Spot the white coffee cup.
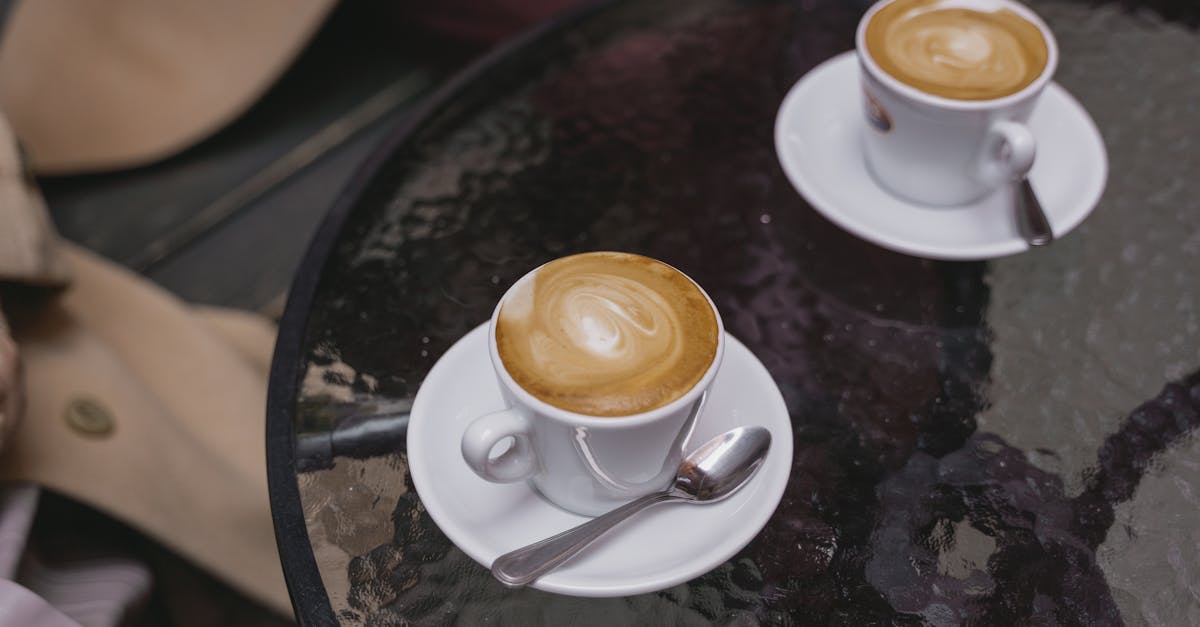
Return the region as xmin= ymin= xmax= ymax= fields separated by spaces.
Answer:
xmin=855 ymin=0 xmax=1059 ymax=206
xmin=460 ymin=259 xmax=725 ymax=517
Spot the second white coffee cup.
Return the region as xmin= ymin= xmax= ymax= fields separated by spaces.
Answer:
xmin=856 ymin=0 xmax=1059 ymax=206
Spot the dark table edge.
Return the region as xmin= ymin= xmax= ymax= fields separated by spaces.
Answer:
xmin=265 ymin=2 xmax=612 ymax=624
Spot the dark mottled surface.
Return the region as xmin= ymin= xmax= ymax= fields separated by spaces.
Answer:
xmin=270 ymin=0 xmax=1200 ymax=624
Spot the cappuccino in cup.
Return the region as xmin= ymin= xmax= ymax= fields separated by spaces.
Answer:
xmin=864 ymin=0 xmax=1049 ymax=101
xmin=462 ymin=252 xmax=725 ymax=515
xmin=495 ymin=252 xmax=719 ymax=417
xmin=855 ymin=0 xmax=1058 ymax=206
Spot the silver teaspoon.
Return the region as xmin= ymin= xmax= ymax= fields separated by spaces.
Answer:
xmin=1014 ymin=176 xmax=1054 ymax=246
xmin=490 ymin=426 xmax=772 ymax=588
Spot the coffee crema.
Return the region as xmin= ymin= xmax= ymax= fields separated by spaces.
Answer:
xmin=495 ymin=252 xmax=718 ymax=417
xmin=865 ymin=0 xmax=1048 ymax=101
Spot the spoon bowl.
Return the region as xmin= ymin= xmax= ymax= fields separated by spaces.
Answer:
xmin=670 ymin=426 xmax=771 ymax=503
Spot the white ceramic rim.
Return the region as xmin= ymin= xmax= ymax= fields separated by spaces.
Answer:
xmin=855 ymin=0 xmax=1059 ymax=111
xmin=487 ymin=251 xmax=726 ymax=429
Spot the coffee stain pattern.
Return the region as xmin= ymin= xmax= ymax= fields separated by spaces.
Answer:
xmin=281 ymin=0 xmax=1200 ymax=623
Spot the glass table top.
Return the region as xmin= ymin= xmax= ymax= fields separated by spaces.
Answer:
xmin=266 ymin=0 xmax=1200 ymax=623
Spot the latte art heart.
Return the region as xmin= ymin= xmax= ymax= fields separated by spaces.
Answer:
xmin=496 ymin=253 xmax=719 ymax=417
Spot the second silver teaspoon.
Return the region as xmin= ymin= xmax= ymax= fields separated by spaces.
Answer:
xmin=1014 ymin=176 xmax=1054 ymax=246
xmin=490 ymin=426 xmax=772 ymax=588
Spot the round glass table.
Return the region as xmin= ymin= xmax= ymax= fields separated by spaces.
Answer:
xmin=266 ymin=0 xmax=1200 ymax=623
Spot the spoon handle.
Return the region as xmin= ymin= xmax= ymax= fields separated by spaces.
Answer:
xmin=491 ymin=491 xmax=679 ymax=587
xmin=1015 ymin=177 xmax=1054 ymax=246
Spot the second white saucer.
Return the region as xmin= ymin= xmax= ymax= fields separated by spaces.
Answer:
xmin=407 ymin=324 xmax=793 ymax=597
xmin=775 ymin=51 xmax=1108 ymax=261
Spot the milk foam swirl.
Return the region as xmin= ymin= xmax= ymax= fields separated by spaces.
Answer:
xmin=865 ymin=0 xmax=1048 ymax=100
xmin=552 ymin=274 xmax=674 ymax=361
xmin=496 ymin=253 xmax=719 ymax=416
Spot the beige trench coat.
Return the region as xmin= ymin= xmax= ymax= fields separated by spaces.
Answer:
xmin=0 ymin=116 xmax=290 ymax=616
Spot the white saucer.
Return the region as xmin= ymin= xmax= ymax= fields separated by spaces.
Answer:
xmin=774 ymin=51 xmax=1108 ymax=260
xmin=407 ymin=324 xmax=793 ymax=597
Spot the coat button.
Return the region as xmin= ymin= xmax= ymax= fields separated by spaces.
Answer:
xmin=65 ymin=398 xmax=114 ymax=437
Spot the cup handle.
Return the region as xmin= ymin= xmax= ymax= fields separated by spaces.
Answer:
xmin=461 ymin=409 xmax=538 ymax=483
xmin=976 ymin=120 xmax=1036 ymax=186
